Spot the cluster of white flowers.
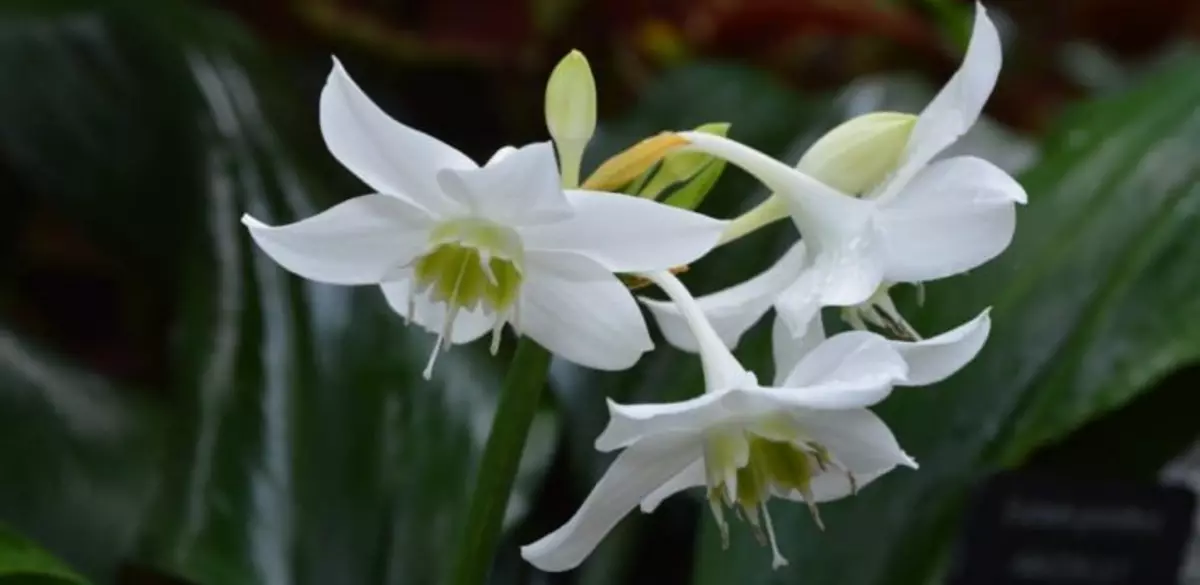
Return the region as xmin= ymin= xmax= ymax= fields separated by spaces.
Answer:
xmin=243 ymin=2 xmax=1024 ymax=574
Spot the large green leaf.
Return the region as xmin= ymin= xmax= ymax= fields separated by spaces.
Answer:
xmin=692 ymin=54 xmax=1200 ymax=585
xmin=0 ymin=2 xmax=556 ymax=584
xmin=0 ymin=328 xmax=162 ymax=582
xmin=0 ymin=524 xmax=89 ymax=584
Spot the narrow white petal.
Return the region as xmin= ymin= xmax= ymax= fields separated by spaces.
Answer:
xmin=641 ymin=242 xmax=808 ymax=352
xmin=486 ymin=145 xmax=517 ymax=165
xmin=379 ymin=279 xmax=493 ymax=343
xmin=436 ymin=141 xmax=573 ymax=225
xmin=242 ymin=194 xmax=431 ymax=285
xmin=778 ymin=467 xmax=893 ymax=503
xmin=520 ymin=190 xmax=727 ymax=273
xmin=320 ymin=58 xmax=472 ymax=214
xmin=874 ymin=3 xmax=1003 ymax=202
xmin=878 ymin=156 xmax=1025 ymax=283
xmin=640 ymin=457 xmax=706 ymax=513
xmin=517 ymin=250 xmax=653 ymax=371
xmin=521 ymin=435 xmax=701 ymax=572
xmin=791 ymin=408 xmax=917 ymax=472
xmin=771 ymin=314 xmax=826 ymax=386
xmin=596 ymin=381 xmax=894 ymax=453
xmin=893 ymin=309 xmax=991 ymax=386
xmin=779 ymin=330 xmax=908 ymax=405
xmin=774 ymin=240 xmax=884 ymax=335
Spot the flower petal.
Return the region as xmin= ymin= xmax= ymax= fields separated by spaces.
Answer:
xmin=877 ymin=156 xmax=1024 ymax=283
xmin=521 ymin=434 xmax=701 ymax=572
xmin=640 ymin=457 xmax=706 ymax=513
xmin=874 ymin=3 xmax=1002 ymax=202
xmin=379 ymin=279 xmax=493 ymax=343
xmin=242 ymin=194 xmax=431 ymax=285
xmin=517 ymin=250 xmax=653 ymax=370
xmin=792 ymin=408 xmax=917 ymax=472
xmin=774 ymin=239 xmax=884 ymax=336
xmin=770 ymin=313 xmax=826 ymax=386
xmin=641 ymin=242 xmax=808 ymax=353
xmin=778 ymin=468 xmax=892 ymax=503
xmin=779 ymin=330 xmax=908 ymax=404
xmin=596 ymin=379 xmax=897 ymax=453
xmin=520 ymin=190 xmax=727 ymax=273
xmin=893 ymin=308 xmax=991 ymax=386
xmin=320 ymin=58 xmax=472 ymax=214
xmin=435 ymin=141 xmax=574 ymax=225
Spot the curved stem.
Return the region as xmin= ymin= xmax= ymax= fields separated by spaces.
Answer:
xmin=449 ymin=338 xmax=552 ymax=585
xmin=718 ymin=195 xmax=789 ymax=246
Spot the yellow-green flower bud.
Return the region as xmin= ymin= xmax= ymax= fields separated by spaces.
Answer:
xmin=544 ymin=50 xmax=597 ymax=188
xmin=798 ymin=111 xmax=916 ymax=196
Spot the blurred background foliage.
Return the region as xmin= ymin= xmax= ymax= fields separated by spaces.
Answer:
xmin=1 ymin=0 xmax=1200 ymax=584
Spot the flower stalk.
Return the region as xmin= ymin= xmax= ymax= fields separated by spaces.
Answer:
xmin=449 ymin=338 xmax=553 ymax=585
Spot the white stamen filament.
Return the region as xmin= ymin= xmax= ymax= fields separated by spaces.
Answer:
xmin=761 ymin=503 xmax=788 ymax=569
xmin=422 ymin=254 xmax=472 ymax=380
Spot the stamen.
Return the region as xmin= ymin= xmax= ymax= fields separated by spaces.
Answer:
xmin=876 ymin=294 xmax=922 ymax=341
xmin=406 ymin=281 xmax=417 ymax=324
xmin=761 ymin=503 xmax=789 ymax=570
xmin=423 ymin=248 xmax=471 ymax=379
xmin=477 ymin=250 xmax=499 ymax=286
xmin=800 ymin=485 xmax=825 ymax=531
xmin=708 ymin=494 xmax=730 ymax=550
xmin=489 ymin=318 xmax=504 ymax=355
xmin=423 ymin=330 xmax=445 ymax=380
xmin=744 ymin=505 xmax=767 ymax=546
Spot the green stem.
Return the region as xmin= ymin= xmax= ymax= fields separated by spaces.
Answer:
xmin=717 ymin=195 xmax=789 ymax=246
xmin=449 ymin=338 xmax=553 ymax=585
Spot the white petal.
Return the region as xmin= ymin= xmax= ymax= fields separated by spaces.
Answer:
xmin=770 ymin=313 xmax=826 ymax=386
xmin=242 ymin=194 xmax=431 ymax=285
xmin=436 ymin=141 xmax=573 ymax=226
xmin=640 ymin=457 xmax=706 ymax=513
xmin=774 ymin=239 xmax=884 ymax=335
xmin=487 ymin=145 xmax=517 ymax=165
xmin=379 ymin=279 xmax=493 ymax=343
xmin=520 ymin=190 xmax=727 ymax=273
xmin=874 ymin=3 xmax=1002 ymax=202
xmin=779 ymin=330 xmax=908 ymax=405
xmin=320 ymin=58 xmax=472 ymax=214
xmin=596 ymin=381 xmax=897 ymax=453
xmin=877 ymin=156 xmax=1025 ymax=283
xmin=641 ymin=242 xmax=808 ymax=353
xmin=517 ymin=250 xmax=653 ymax=371
xmin=893 ymin=309 xmax=991 ymax=386
xmin=521 ymin=434 xmax=701 ymax=572
xmin=792 ymin=408 xmax=917 ymax=472
xmin=778 ymin=468 xmax=893 ymax=503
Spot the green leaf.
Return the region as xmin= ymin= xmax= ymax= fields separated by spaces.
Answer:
xmin=693 ymin=54 xmax=1200 ymax=585
xmin=0 ymin=2 xmax=557 ymax=584
xmin=0 ymin=525 xmax=89 ymax=584
xmin=0 ymin=326 xmax=164 ymax=581
xmin=661 ymin=158 xmax=727 ymax=211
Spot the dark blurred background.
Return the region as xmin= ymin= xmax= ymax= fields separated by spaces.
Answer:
xmin=2 ymin=1 xmax=1200 ymax=584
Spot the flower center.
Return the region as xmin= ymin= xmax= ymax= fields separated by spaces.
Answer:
xmin=703 ymin=429 xmax=851 ymax=569
xmin=411 ymin=218 xmax=524 ymax=378
xmin=841 ymin=284 xmax=921 ymax=340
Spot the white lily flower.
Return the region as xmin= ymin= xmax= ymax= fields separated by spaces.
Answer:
xmin=243 ymin=58 xmax=727 ymax=378
xmin=676 ymin=3 xmax=1026 ymax=338
xmin=642 ymin=241 xmax=993 ymax=387
xmin=521 ymin=270 xmax=915 ymax=572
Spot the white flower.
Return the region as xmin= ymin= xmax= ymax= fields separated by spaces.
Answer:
xmin=243 ymin=58 xmax=727 ymax=377
xmin=520 ymin=270 xmax=915 ymax=572
xmin=675 ymin=3 xmax=1026 ymax=338
xmin=642 ymin=240 xmax=993 ymax=387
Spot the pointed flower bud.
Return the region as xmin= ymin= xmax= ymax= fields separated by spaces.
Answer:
xmin=797 ymin=111 xmax=916 ymax=196
xmin=545 ymin=50 xmax=597 ymax=188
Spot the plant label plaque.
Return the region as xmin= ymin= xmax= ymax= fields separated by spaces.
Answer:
xmin=947 ymin=472 xmax=1196 ymax=585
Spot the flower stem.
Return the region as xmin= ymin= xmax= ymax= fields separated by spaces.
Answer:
xmin=718 ymin=195 xmax=789 ymax=246
xmin=449 ymin=337 xmax=553 ymax=585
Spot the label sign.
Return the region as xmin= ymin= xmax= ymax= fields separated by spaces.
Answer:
xmin=947 ymin=472 xmax=1196 ymax=585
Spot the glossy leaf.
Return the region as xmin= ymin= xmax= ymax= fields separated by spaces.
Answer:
xmin=0 ymin=524 xmax=89 ymax=584
xmin=0 ymin=2 xmax=557 ymax=585
xmin=692 ymin=54 xmax=1200 ymax=585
